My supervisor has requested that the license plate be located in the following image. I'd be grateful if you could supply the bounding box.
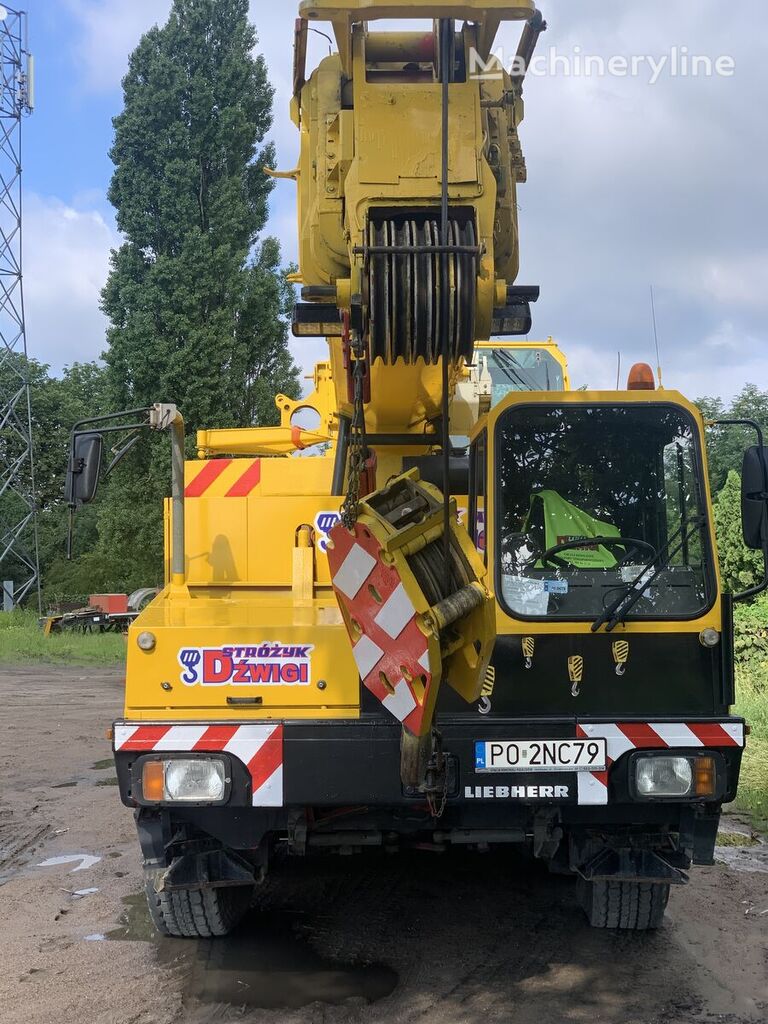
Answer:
[475,738,607,774]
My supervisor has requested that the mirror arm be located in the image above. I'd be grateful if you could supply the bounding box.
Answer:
[66,505,75,562]
[65,407,175,569]
[70,408,153,436]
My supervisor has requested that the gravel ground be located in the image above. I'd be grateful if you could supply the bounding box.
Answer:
[0,664,766,1024]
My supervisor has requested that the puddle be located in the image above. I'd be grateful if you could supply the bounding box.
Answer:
[85,933,105,942]
[715,844,768,874]
[108,893,397,1010]
[91,759,113,771]
[107,893,158,943]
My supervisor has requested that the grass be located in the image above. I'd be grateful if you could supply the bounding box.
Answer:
[716,831,758,847]
[0,609,126,665]
[732,664,768,830]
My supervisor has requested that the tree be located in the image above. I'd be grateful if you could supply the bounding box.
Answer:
[98,0,300,584]
[0,353,110,605]
[697,385,768,495]
[713,470,764,594]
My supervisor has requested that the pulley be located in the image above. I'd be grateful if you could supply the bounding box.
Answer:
[367,213,479,365]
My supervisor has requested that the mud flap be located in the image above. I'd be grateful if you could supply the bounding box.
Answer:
[577,847,688,886]
[161,848,257,892]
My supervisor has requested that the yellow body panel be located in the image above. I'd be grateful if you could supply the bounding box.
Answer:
[125,587,360,720]
[182,459,341,588]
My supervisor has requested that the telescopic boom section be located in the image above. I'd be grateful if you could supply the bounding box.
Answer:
[289,0,545,424]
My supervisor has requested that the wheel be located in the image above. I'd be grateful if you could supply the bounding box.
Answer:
[578,877,670,930]
[144,869,252,938]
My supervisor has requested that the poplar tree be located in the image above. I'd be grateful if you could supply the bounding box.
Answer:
[99,0,299,586]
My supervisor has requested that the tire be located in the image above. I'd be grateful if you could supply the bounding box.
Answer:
[144,870,253,938]
[578,877,670,930]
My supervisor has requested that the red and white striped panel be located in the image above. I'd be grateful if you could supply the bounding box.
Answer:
[114,723,283,807]
[184,459,262,499]
[327,522,434,735]
[575,721,745,806]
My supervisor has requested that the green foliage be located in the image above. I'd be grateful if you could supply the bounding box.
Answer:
[0,352,109,606]
[102,0,297,426]
[706,392,768,822]
[4,3,302,603]
[734,593,768,681]
[733,658,768,827]
[713,471,765,594]
[98,0,300,582]
[697,385,768,494]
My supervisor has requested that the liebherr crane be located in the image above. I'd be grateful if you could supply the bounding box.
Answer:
[65,0,761,939]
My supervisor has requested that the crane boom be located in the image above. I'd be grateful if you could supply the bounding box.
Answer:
[284,0,546,437]
[275,2,547,769]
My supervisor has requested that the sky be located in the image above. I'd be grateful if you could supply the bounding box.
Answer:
[18,0,768,400]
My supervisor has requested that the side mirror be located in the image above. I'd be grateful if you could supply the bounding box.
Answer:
[66,432,104,507]
[741,445,768,550]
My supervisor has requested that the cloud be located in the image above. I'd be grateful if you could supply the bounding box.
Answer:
[249,2,768,399]
[703,255,768,312]
[24,194,119,370]
[67,0,172,93]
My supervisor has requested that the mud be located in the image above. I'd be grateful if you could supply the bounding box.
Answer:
[107,894,398,1010]
[0,663,765,1024]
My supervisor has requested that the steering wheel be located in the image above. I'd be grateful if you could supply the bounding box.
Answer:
[540,536,657,570]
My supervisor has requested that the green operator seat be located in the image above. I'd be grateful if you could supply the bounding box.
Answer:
[525,489,622,569]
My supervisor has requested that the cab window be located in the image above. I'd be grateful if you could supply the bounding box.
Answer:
[494,404,714,621]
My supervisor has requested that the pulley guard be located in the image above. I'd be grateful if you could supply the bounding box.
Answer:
[326,470,496,738]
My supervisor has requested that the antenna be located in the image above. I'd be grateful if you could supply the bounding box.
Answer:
[650,285,663,388]
[616,351,622,390]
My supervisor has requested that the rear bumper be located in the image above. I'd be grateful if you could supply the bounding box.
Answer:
[114,716,745,811]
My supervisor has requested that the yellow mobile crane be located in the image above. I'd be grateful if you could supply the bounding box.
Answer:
[67,0,764,937]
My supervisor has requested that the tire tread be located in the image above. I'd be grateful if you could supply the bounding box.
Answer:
[579,877,670,930]
[144,870,251,938]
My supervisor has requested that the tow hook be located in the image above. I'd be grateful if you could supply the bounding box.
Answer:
[400,728,449,818]
[423,731,449,820]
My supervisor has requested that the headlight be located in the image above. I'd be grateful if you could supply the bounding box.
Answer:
[635,756,693,797]
[141,757,228,803]
[632,753,723,800]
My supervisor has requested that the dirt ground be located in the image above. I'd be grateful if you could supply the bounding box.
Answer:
[0,664,766,1024]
